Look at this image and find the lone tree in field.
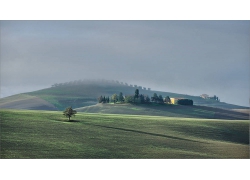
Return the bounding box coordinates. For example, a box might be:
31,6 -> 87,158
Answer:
63,106 -> 77,121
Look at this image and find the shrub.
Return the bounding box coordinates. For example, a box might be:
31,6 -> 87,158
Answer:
125,95 -> 134,103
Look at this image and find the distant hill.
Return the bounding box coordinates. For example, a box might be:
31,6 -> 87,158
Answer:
75,103 -> 249,120
0,79 -> 248,111
0,94 -> 57,111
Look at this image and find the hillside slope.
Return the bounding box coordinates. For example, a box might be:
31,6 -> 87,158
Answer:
0,94 -> 57,111
0,79 -> 248,111
76,103 -> 249,120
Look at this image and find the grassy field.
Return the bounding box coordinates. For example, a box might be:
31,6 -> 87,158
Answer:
0,109 -> 249,159
76,103 -> 249,120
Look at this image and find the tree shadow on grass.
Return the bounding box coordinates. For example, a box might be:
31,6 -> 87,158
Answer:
68,120 -> 80,122
50,119 -> 80,123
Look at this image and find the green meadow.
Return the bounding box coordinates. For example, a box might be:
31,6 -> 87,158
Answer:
76,103 -> 249,120
0,109 -> 248,159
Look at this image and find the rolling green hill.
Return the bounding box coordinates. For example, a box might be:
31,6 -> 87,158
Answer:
76,103 -> 249,120
0,79 -> 248,111
0,109 -> 248,159
0,94 -> 57,110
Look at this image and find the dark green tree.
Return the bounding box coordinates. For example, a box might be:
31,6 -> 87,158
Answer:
125,95 -> 134,103
158,95 -> 164,103
151,93 -> 158,102
107,96 -> 110,103
140,94 -> 145,103
63,106 -> 77,121
135,89 -> 139,99
98,96 -> 103,103
165,96 -> 171,104
145,95 -> 150,103
112,94 -> 118,103
118,92 -> 124,102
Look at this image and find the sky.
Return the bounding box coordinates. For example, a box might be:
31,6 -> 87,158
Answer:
0,20 -> 249,107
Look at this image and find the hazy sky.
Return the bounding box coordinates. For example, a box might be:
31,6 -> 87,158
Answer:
0,21 -> 249,106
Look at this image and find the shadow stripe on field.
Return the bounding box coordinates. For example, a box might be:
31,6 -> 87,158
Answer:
83,122 -> 207,144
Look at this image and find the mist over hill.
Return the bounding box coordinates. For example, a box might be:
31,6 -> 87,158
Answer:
0,79 -> 248,112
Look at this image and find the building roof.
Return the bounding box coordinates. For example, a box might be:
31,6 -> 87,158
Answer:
200,94 -> 209,97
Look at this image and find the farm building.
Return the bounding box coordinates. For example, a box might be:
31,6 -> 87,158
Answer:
200,94 -> 219,101
170,98 -> 182,105
170,98 -> 193,105
200,94 -> 209,99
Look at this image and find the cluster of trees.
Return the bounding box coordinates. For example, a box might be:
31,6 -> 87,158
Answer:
98,89 -> 173,105
212,95 -> 220,101
124,94 -> 150,104
98,89 -> 195,106
113,92 -> 125,103
98,93 -> 125,104
52,79 -> 152,91
98,92 -> 127,104
151,93 -> 171,104
98,96 -> 110,103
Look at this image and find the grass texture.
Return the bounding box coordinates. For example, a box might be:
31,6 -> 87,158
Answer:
0,109 -> 249,159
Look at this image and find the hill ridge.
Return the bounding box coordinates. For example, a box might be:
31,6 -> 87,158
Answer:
75,103 -> 249,120
0,79 -> 248,111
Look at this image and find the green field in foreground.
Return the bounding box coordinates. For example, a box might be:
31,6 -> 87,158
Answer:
0,109 -> 249,159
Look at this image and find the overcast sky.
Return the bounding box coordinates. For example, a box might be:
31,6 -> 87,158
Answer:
0,21 -> 249,106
